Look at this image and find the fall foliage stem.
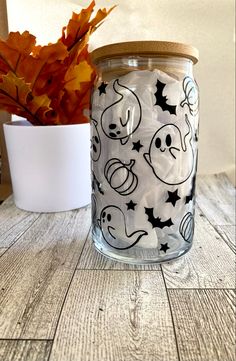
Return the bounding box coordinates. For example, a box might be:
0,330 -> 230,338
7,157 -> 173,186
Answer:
14,54 -> 21,73
0,88 -> 41,125
0,54 -> 15,74
31,62 -> 46,92
67,30 -> 88,52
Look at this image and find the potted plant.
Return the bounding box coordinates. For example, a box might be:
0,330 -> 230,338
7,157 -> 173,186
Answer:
0,1 -> 114,212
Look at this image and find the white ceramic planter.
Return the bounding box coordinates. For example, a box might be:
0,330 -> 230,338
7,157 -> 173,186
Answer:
3,120 -> 91,212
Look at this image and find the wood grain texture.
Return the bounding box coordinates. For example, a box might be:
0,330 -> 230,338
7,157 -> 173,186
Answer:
77,231 -> 161,270
0,248 -> 7,256
49,270 -> 178,361
162,207 -> 235,288
196,173 -> 235,226
0,174 -> 235,361
0,340 -> 52,361
0,0 -> 8,39
169,289 -> 236,361
0,207 -> 90,339
0,196 -> 39,249
215,225 -> 236,254
0,184 -> 12,202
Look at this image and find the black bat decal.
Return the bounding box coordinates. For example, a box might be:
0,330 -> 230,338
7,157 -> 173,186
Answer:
154,80 -> 177,115
185,173 -> 196,204
145,208 -> 174,229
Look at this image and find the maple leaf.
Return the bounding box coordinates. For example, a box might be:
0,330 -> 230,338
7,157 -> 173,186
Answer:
0,31 -> 36,75
0,31 -> 68,91
64,60 -> 93,91
37,42 -> 68,64
6,31 -> 36,55
60,1 -> 115,52
60,1 -> 95,50
0,1 -> 115,125
0,71 -> 51,125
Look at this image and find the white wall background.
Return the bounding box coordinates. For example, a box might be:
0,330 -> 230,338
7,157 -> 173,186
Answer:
6,0 -> 235,182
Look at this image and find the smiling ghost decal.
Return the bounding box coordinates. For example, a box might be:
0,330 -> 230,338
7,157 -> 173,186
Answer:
144,114 -> 194,185
98,205 -> 148,249
90,118 -> 101,162
100,79 -> 142,145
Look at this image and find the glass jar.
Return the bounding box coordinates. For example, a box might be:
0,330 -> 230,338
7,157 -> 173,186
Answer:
90,41 -> 199,264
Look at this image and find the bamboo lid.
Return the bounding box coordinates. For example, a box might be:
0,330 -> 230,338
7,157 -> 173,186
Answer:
91,41 -> 199,64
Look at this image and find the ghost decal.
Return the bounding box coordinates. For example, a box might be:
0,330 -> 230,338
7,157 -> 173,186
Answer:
98,205 -> 148,249
100,79 -> 142,145
90,118 -> 101,161
144,114 -> 194,185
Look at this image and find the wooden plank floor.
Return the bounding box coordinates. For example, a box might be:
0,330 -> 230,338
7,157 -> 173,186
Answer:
0,174 -> 235,361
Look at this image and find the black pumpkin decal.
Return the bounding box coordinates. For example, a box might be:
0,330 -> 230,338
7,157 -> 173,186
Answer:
180,77 -> 199,116
179,212 -> 194,243
104,158 -> 138,196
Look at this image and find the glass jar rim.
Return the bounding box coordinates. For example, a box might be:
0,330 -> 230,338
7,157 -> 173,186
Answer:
91,41 -> 199,65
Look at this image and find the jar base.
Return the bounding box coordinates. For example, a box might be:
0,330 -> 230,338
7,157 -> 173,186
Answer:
94,241 -> 193,265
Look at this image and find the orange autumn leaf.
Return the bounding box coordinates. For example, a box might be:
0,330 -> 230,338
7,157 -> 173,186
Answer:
0,31 -> 36,76
14,42 -> 68,92
6,31 -> 36,55
0,31 -> 68,89
55,89 -> 92,125
37,42 -> 68,64
0,71 -> 51,125
60,1 -> 115,52
0,1 -> 115,125
61,2 -> 94,49
29,43 -> 69,96
64,60 -> 93,91
89,6 -> 116,30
